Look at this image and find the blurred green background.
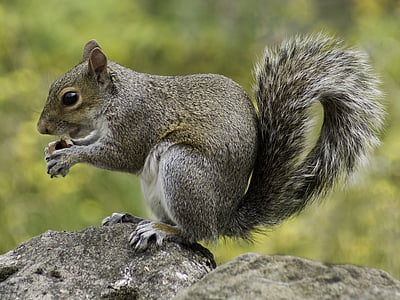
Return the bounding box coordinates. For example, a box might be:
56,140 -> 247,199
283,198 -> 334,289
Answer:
1,0 -> 399,278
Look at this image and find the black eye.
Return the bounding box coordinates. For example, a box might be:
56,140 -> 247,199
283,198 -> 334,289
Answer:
62,91 -> 79,106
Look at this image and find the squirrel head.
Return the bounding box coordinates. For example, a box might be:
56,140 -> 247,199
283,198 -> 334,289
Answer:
37,40 -> 112,138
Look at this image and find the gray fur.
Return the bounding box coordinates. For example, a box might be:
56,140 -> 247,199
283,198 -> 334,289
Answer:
228,34 -> 384,237
37,34 -> 384,247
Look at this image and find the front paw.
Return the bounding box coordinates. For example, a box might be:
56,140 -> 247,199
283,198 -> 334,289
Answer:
45,148 -> 73,178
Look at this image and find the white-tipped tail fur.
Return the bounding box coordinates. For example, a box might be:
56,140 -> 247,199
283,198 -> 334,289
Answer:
230,34 -> 384,237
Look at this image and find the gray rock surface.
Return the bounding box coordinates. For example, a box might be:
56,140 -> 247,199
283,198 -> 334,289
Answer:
1,225 -> 399,300
175,253 -> 400,300
0,224 -> 215,300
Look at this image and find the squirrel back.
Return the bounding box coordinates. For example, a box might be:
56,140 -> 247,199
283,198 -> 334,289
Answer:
227,34 -> 384,237
38,35 -> 384,248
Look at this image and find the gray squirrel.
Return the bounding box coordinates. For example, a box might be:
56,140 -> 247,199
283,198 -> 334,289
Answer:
37,34 -> 384,251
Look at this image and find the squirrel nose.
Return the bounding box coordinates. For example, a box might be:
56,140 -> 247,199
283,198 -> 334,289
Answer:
37,121 -> 50,135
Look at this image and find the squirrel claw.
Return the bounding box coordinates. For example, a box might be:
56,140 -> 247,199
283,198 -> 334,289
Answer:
129,221 -> 167,252
45,148 -> 72,178
102,212 -> 143,226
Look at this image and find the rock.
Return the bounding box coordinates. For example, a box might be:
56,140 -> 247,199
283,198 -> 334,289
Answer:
175,253 -> 400,300
0,224 -> 215,300
2,226 -> 399,300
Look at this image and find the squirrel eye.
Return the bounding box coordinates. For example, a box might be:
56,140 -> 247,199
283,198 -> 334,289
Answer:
62,91 -> 79,106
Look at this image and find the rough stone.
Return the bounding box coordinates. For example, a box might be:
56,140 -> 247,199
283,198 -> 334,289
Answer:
175,253 -> 400,300
2,225 -> 399,300
0,224 -> 215,300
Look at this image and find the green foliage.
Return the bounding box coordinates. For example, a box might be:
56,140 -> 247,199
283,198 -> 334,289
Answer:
0,0 -> 399,279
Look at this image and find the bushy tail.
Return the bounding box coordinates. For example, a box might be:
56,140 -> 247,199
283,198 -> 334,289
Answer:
230,34 -> 384,237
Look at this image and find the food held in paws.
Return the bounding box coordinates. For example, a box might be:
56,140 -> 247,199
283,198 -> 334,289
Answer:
48,139 -> 73,154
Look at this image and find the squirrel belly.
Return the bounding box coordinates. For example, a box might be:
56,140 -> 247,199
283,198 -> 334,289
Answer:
38,34 -> 384,249
139,141 -> 177,224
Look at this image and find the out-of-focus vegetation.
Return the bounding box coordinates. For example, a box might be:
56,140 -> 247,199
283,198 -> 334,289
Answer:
1,0 -> 399,278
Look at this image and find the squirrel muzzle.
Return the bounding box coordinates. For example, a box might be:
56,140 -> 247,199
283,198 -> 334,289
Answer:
37,119 -> 52,135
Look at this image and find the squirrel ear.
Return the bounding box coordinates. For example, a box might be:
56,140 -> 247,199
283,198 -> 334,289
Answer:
88,48 -> 108,82
83,39 -> 101,61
